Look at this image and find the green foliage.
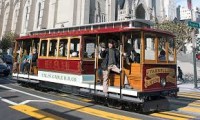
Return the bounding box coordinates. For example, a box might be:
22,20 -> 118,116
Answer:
155,21 -> 192,53
0,32 -> 18,52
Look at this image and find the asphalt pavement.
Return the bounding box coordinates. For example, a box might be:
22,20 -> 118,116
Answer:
0,77 -> 200,120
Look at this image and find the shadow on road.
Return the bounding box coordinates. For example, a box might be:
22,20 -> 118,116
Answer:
0,76 -> 16,85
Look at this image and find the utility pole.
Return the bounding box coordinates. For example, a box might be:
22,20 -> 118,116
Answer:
190,8 -> 198,88
192,28 -> 198,88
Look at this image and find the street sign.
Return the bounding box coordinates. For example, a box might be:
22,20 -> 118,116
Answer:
188,21 -> 200,28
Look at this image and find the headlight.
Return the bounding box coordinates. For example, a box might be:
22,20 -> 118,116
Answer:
160,78 -> 166,87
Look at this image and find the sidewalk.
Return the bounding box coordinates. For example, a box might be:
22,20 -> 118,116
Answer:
178,82 -> 200,92
177,60 -> 200,77
177,58 -> 200,92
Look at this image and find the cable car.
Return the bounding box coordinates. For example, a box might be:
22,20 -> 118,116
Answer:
13,19 -> 178,112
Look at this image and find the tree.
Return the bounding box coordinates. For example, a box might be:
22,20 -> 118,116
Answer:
155,20 -> 192,53
0,32 -> 19,53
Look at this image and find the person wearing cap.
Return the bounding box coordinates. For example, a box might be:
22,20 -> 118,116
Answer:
100,39 -> 131,97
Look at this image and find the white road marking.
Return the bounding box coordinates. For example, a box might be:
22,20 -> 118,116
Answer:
0,85 -> 53,101
0,97 -> 18,105
19,100 -> 51,105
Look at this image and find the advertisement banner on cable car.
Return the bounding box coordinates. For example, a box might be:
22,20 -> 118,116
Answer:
143,65 -> 177,91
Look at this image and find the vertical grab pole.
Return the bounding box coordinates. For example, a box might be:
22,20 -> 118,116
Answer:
94,44 -> 97,94
120,44 -> 122,99
94,35 -> 100,94
120,34 -> 125,99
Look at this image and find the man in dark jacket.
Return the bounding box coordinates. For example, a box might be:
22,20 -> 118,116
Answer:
100,39 -> 130,96
178,66 -> 184,82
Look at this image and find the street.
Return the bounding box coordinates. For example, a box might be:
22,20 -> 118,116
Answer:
0,77 -> 200,120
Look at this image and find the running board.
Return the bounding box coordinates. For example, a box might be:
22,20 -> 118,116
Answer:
12,76 -> 39,84
80,88 -> 143,103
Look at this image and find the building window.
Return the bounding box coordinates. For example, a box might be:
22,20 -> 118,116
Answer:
1,6 -> 10,36
21,0 -> 31,34
12,2 -> 20,32
25,6 -> 29,29
37,2 -> 41,28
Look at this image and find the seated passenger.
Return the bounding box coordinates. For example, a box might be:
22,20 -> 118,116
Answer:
159,49 -> 166,61
134,53 -> 140,63
84,52 -> 88,58
32,49 -> 38,67
23,53 -> 32,73
124,42 -> 136,65
71,52 -> 78,57
20,50 -> 28,73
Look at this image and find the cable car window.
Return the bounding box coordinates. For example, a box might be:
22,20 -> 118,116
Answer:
168,37 -> 175,61
83,37 -> 96,59
158,37 -> 166,61
125,32 -> 141,63
49,39 -> 58,57
40,40 -> 47,56
59,39 -> 68,57
144,34 -> 156,60
70,38 -> 80,58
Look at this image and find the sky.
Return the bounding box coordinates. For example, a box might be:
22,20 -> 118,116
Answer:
176,0 -> 200,8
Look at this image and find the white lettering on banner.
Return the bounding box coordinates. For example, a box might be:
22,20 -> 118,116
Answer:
39,71 -> 82,83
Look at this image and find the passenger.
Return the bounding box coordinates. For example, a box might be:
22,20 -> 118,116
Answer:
159,49 -> 166,61
124,42 -> 136,65
13,54 -> 19,73
20,50 -> 28,73
100,39 -> 131,97
23,52 -> 32,73
134,53 -> 140,63
71,52 -> 78,57
32,49 -> 38,67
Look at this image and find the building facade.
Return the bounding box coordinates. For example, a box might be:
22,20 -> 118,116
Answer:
0,0 -> 176,39
117,0 -> 176,22
177,6 -> 200,22
0,0 -> 116,39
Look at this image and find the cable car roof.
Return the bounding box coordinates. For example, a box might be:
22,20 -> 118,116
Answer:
16,19 -> 174,40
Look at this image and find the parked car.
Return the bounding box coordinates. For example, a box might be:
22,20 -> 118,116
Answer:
0,58 -> 10,76
196,53 -> 200,60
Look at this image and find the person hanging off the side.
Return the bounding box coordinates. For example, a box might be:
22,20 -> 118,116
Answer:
100,39 -> 131,97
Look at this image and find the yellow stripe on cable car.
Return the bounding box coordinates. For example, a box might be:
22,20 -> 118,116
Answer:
10,105 -> 65,120
51,100 -> 140,120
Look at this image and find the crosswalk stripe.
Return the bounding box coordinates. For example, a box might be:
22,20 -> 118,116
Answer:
150,112 -> 191,120
155,112 -> 195,119
188,102 -> 200,107
178,94 -> 200,99
179,106 -> 200,113
179,93 -> 200,97
51,100 -> 140,120
10,105 -> 65,120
